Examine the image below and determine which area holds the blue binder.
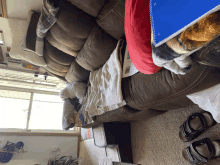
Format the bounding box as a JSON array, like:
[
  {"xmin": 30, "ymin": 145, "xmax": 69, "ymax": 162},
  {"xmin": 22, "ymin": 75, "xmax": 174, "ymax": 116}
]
[{"xmin": 150, "ymin": 0, "xmax": 220, "ymax": 47}]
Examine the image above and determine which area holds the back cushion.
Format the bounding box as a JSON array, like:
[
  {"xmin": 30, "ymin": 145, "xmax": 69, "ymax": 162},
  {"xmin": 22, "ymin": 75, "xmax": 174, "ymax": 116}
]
[
  {"xmin": 68, "ymin": 0, "xmax": 106, "ymax": 17},
  {"xmin": 44, "ymin": 40, "xmax": 74, "ymax": 66},
  {"xmin": 44, "ymin": 53, "xmax": 70, "ymax": 72},
  {"xmin": 46, "ymin": 0, "xmax": 96, "ymax": 56},
  {"xmin": 44, "ymin": 66, "xmax": 67, "ymax": 77},
  {"xmin": 96, "ymin": 0, "xmax": 125, "ymax": 40},
  {"xmin": 65, "ymin": 59, "xmax": 90, "ymax": 83},
  {"xmin": 76, "ymin": 25, "xmax": 117, "ymax": 71}
]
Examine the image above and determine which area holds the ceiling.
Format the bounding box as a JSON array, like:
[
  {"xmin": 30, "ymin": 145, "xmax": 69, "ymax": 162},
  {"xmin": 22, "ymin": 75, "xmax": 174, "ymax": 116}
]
[
  {"xmin": 0, "ymin": 0, "xmax": 43, "ymax": 47},
  {"xmin": 0, "ymin": 0, "xmax": 49, "ymax": 74},
  {"xmin": 6, "ymin": 0, "xmax": 42, "ymax": 19}
]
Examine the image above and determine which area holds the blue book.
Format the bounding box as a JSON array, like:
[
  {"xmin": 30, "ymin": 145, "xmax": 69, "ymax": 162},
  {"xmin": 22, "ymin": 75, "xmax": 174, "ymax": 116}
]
[{"xmin": 150, "ymin": 0, "xmax": 220, "ymax": 47}]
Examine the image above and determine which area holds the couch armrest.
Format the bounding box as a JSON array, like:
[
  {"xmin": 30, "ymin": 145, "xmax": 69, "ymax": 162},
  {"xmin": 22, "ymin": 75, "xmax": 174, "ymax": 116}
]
[
  {"xmin": 122, "ymin": 60, "xmax": 220, "ymax": 111},
  {"xmin": 82, "ymin": 105, "xmax": 166, "ymax": 128}
]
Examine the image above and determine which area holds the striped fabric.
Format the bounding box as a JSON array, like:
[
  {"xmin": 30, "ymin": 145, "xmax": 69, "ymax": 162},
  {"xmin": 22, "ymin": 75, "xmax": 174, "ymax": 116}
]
[{"xmin": 23, "ymin": 0, "xmax": 60, "ymax": 56}]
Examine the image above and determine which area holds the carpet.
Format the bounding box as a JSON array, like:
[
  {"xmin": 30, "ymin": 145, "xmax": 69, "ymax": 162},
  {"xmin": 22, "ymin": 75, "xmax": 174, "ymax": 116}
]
[
  {"xmin": 78, "ymin": 139, "xmax": 106, "ymax": 165},
  {"xmin": 131, "ymin": 105, "xmax": 220, "ymax": 165}
]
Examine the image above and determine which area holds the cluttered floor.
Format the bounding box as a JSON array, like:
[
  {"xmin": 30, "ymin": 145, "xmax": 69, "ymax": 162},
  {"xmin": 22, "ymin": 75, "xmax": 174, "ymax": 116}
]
[{"xmin": 79, "ymin": 105, "xmax": 220, "ymax": 165}]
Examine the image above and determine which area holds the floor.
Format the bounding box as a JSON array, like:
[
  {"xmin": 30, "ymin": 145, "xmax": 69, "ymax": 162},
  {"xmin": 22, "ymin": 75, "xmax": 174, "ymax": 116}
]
[
  {"xmin": 79, "ymin": 128, "xmax": 121, "ymax": 165},
  {"xmin": 131, "ymin": 105, "xmax": 220, "ymax": 165},
  {"xmin": 78, "ymin": 139, "xmax": 106, "ymax": 165},
  {"xmin": 79, "ymin": 128, "xmax": 97, "ymax": 164},
  {"xmin": 79, "ymin": 105, "xmax": 220, "ymax": 165}
]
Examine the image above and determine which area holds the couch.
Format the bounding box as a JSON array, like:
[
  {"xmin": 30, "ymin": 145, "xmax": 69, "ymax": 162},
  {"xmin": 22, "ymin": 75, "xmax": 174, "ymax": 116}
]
[
  {"xmin": 9, "ymin": 0, "xmax": 220, "ymax": 128},
  {"xmin": 44, "ymin": 0, "xmax": 123, "ymax": 82}
]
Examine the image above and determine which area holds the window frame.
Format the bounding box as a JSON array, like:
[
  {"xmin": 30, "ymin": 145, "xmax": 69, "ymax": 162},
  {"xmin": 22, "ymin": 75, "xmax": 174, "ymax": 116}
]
[
  {"xmin": 0, "ymin": 90, "xmax": 80, "ymax": 135},
  {"xmin": 0, "ymin": 0, "xmax": 7, "ymax": 18}
]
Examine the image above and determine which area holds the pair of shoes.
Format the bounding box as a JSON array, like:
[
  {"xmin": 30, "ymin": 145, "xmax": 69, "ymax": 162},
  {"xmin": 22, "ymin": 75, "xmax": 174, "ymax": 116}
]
[{"xmin": 179, "ymin": 112, "xmax": 220, "ymax": 164}]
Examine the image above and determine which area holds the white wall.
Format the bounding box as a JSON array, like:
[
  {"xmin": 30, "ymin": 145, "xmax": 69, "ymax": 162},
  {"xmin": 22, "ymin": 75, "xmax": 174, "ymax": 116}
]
[
  {"xmin": 0, "ymin": 135, "xmax": 78, "ymax": 165},
  {"xmin": 6, "ymin": 159, "xmax": 41, "ymax": 165},
  {"xmin": 6, "ymin": 0, "xmax": 43, "ymax": 19}
]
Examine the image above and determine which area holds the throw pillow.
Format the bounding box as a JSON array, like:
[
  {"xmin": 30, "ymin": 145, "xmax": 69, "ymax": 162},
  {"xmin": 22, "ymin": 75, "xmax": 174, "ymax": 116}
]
[
  {"xmin": 8, "ymin": 18, "xmax": 47, "ymax": 66},
  {"xmin": 22, "ymin": 10, "xmax": 44, "ymax": 56}
]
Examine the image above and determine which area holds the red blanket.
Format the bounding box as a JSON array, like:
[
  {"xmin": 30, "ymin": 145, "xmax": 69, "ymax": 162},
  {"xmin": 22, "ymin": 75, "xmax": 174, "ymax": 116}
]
[{"xmin": 125, "ymin": 0, "xmax": 162, "ymax": 74}]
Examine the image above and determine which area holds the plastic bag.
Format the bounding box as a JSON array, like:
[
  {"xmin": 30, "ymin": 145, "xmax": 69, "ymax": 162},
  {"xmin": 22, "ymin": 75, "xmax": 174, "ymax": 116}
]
[{"xmin": 187, "ymin": 84, "xmax": 220, "ymax": 123}]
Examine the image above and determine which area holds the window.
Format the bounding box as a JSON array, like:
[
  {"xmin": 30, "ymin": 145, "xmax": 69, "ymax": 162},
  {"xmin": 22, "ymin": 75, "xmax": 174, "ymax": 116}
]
[
  {"xmin": 29, "ymin": 93, "xmax": 63, "ymax": 130},
  {"xmin": 0, "ymin": 96, "xmax": 30, "ymax": 129},
  {"xmin": 0, "ymin": 90, "xmax": 79, "ymax": 133}
]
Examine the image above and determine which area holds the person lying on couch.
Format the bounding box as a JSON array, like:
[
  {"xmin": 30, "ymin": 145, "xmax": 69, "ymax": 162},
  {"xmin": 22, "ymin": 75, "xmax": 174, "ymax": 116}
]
[
  {"xmin": 152, "ymin": 10, "xmax": 220, "ymax": 75},
  {"xmin": 125, "ymin": 0, "xmax": 220, "ymax": 75}
]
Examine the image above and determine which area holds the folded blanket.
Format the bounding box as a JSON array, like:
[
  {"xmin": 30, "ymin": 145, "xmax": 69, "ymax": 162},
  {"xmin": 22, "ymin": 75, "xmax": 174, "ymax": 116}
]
[
  {"xmin": 85, "ymin": 39, "xmax": 126, "ymax": 118},
  {"xmin": 60, "ymin": 40, "xmax": 127, "ymax": 127}
]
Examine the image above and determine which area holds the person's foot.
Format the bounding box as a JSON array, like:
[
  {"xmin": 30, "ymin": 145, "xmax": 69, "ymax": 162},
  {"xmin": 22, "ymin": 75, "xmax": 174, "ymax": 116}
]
[{"xmin": 179, "ymin": 112, "xmax": 214, "ymax": 142}]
